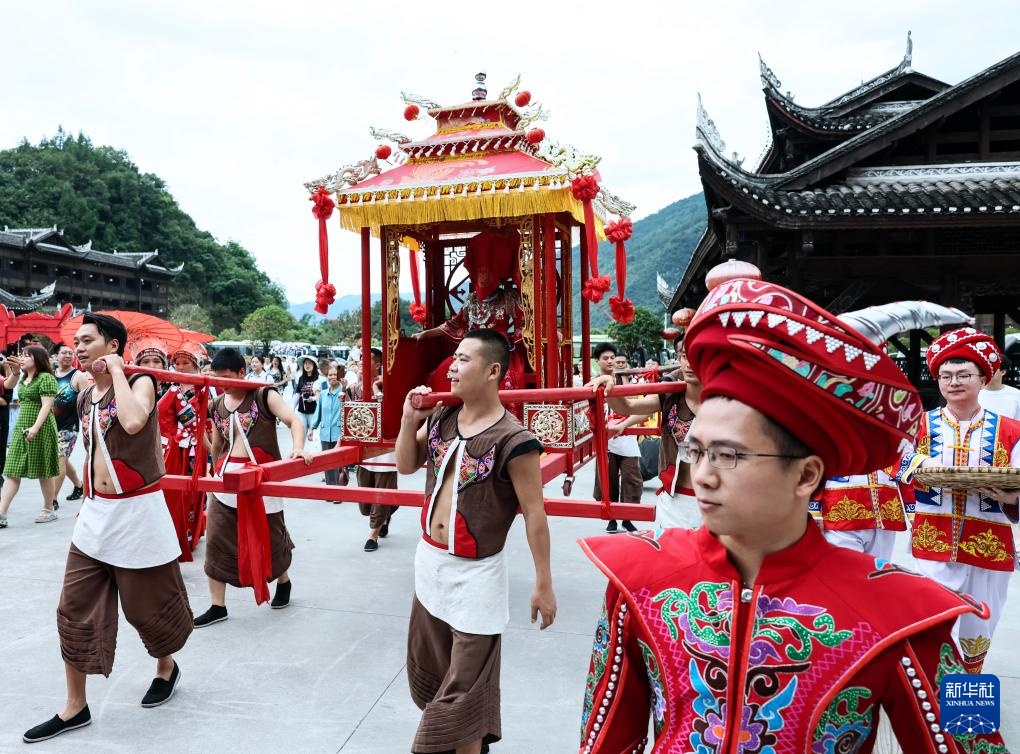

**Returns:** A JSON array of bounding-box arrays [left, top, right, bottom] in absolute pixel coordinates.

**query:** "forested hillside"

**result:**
[[0, 130, 284, 331], [574, 193, 707, 328]]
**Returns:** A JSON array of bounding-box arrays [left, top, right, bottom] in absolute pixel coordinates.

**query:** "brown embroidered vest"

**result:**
[[210, 388, 281, 464], [423, 406, 541, 559], [78, 374, 165, 493], [658, 391, 695, 475]]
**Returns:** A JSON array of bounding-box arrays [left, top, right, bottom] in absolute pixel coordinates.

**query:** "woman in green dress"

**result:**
[[0, 345, 60, 527]]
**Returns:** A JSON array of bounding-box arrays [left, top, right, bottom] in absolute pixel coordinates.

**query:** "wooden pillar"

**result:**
[[542, 215, 558, 388], [379, 229, 389, 390], [360, 227, 372, 400], [579, 222, 591, 383], [993, 310, 1006, 351]]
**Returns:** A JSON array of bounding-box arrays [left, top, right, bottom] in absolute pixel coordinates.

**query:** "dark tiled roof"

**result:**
[[702, 159, 1020, 219], [0, 282, 55, 312], [0, 228, 180, 275]]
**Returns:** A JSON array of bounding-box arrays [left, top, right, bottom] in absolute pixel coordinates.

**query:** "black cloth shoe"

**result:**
[[194, 604, 228, 628], [379, 523, 389, 538], [66, 486, 84, 501], [23, 706, 91, 743], [52, 499, 59, 511], [605, 520, 618, 534], [271, 580, 291, 609], [141, 662, 181, 707], [621, 520, 638, 533], [364, 538, 378, 552]]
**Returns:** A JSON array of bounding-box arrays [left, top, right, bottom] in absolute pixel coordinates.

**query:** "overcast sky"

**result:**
[[3, 1, 1018, 304]]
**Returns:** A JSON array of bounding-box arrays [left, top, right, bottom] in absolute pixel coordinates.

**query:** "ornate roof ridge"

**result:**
[[775, 46, 1020, 189]]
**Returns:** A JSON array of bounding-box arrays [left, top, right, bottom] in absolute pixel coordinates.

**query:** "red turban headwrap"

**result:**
[[464, 229, 521, 301], [685, 278, 922, 477], [925, 327, 1001, 383]]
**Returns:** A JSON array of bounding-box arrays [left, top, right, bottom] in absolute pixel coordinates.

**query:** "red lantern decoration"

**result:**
[[374, 144, 392, 160], [404, 104, 420, 121], [704, 259, 762, 291], [515, 90, 532, 107], [526, 128, 545, 144], [672, 307, 696, 327]]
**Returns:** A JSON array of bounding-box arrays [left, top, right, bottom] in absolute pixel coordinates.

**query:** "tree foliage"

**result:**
[[241, 304, 295, 355], [606, 306, 663, 361], [0, 129, 285, 332], [168, 303, 213, 334]]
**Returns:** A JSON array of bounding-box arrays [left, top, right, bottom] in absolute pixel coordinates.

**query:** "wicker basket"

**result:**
[[913, 466, 1020, 491]]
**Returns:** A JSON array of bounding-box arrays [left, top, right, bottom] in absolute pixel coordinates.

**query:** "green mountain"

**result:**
[[0, 129, 285, 331], [573, 192, 707, 328]]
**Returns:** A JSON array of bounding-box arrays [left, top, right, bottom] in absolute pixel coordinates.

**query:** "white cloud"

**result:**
[[2, 0, 1017, 307]]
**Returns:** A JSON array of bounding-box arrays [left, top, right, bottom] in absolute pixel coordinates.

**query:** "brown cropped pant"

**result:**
[[592, 452, 643, 504], [406, 596, 501, 753], [57, 544, 192, 677], [203, 498, 294, 587], [357, 467, 399, 530]]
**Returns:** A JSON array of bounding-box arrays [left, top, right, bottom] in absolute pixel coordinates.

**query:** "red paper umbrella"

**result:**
[[61, 310, 186, 357], [178, 328, 216, 344]]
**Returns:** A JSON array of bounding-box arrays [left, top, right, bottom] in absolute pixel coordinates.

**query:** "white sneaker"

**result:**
[[35, 509, 58, 524]]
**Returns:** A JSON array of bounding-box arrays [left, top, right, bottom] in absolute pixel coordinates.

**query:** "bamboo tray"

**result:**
[[913, 466, 1020, 491]]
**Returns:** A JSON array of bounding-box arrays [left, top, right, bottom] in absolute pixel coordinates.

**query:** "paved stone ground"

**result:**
[[0, 429, 1016, 753]]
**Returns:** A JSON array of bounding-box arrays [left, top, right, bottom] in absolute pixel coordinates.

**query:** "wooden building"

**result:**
[[672, 36, 1020, 398], [0, 227, 180, 315]]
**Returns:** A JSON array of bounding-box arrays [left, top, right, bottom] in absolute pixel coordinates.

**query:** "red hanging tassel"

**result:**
[[310, 186, 337, 315], [605, 217, 634, 323], [233, 463, 272, 605], [407, 246, 427, 324], [572, 175, 611, 302]]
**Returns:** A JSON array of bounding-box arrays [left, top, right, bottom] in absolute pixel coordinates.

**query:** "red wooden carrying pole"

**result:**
[[361, 227, 373, 400], [579, 223, 591, 383], [97, 363, 279, 392], [409, 381, 686, 409], [543, 214, 558, 387]]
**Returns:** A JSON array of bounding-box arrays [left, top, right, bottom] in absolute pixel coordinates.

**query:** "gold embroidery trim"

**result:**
[[912, 520, 951, 553], [825, 495, 875, 522], [957, 528, 1011, 562]]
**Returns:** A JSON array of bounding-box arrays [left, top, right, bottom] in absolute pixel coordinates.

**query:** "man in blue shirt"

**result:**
[[309, 366, 347, 497]]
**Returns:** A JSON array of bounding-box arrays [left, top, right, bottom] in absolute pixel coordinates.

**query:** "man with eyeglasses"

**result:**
[[576, 278, 1006, 751], [892, 327, 1020, 675]]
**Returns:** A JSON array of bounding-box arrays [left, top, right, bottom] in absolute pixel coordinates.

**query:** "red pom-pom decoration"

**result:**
[[609, 295, 635, 324], [605, 218, 633, 244], [515, 90, 532, 107], [375, 144, 392, 160], [409, 303, 427, 324], [525, 128, 545, 144], [404, 104, 420, 121], [582, 274, 612, 303], [313, 280, 337, 315], [571, 174, 601, 201], [310, 186, 335, 221]]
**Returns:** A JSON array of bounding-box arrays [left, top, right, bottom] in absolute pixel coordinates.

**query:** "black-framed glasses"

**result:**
[[937, 372, 981, 384], [677, 441, 806, 470]]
